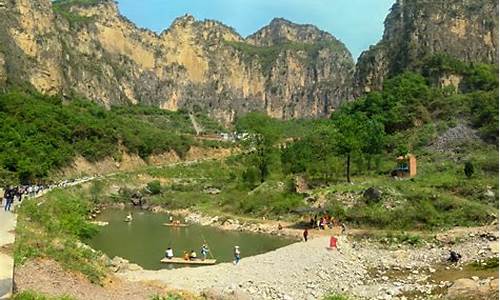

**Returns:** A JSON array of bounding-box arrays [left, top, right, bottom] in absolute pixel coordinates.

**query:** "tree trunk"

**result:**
[[346, 153, 351, 183]]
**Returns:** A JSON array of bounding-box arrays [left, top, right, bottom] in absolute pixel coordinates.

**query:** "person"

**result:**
[[201, 244, 209, 260], [189, 249, 197, 260], [169, 216, 173, 223], [125, 212, 133, 222], [4, 186, 14, 212], [233, 246, 241, 265], [183, 251, 190, 261], [165, 247, 174, 259], [303, 228, 309, 242], [341, 222, 347, 234], [448, 250, 461, 263], [278, 223, 283, 231]]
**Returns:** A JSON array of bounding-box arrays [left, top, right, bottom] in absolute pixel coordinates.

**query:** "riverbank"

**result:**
[[121, 225, 499, 300]]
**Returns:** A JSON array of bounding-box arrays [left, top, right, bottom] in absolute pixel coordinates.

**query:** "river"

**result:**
[[88, 209, 295, 270]]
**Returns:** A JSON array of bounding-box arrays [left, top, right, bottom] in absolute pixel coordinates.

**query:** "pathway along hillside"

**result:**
[[0, 206, 16, 299], [122, 229, 498, 300]]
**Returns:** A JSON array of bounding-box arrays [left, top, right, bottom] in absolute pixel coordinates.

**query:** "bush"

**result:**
[[146, 180, 162, 195], [464, 161, 474, 178]]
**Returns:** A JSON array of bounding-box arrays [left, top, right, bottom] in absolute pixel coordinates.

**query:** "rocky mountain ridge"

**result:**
[[0, 0, 498, 123], [0, 0, 354, 123], [355, 0, 498, 93]]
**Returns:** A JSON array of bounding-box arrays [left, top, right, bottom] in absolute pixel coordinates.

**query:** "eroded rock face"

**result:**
[[0, 0, 354, 123], [355, 0, 499, 94]]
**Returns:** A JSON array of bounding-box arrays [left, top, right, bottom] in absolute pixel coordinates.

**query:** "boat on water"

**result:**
[[162, 223, 189, 227], [124, 213, 133, 222], [160, 257, 217, 265]]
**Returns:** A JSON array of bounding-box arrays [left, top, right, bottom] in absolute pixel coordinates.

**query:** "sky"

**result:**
[[117, 0, 395, 60]]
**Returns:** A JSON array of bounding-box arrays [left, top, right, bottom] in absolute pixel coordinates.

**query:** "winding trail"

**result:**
[[0, 205, 16, 299]]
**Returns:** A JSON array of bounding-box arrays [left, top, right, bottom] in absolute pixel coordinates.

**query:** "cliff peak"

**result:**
[[247, 18, 334, 46]]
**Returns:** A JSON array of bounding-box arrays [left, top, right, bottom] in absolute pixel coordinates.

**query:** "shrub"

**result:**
[[146, 180, 162, 195], [464, 161, 474, 178]]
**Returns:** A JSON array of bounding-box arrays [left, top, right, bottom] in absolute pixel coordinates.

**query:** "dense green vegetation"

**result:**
[[0, 90, 223, 184], [225, 40, 348, 73]]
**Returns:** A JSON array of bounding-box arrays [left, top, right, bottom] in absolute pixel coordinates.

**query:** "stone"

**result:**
[[446, 278, 480, 298], [363, 187, 382, 203]]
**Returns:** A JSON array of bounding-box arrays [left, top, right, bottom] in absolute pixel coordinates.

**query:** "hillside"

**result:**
[[0, 90, 225, 184]]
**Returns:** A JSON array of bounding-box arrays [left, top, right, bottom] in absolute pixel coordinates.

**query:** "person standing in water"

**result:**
[[233, 246, 241, 265]]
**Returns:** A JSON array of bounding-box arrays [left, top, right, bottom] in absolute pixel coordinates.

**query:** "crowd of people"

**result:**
[[308, 214, 347, 234], [1, 184, 48, 211], [1, 176, 96, 212]]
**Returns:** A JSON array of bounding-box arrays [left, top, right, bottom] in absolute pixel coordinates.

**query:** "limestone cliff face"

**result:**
[[355, 0, 499, 93], [0, 0, 354, 122]]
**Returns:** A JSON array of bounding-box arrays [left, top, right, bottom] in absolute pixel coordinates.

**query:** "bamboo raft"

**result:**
[[160, 257, 217, 265], [162, 223, 189, 227]]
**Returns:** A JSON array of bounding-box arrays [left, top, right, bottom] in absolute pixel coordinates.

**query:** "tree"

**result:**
[[330, 113, 365, 183], [236, 113, 281, 183], [362, 118, 386, 170]]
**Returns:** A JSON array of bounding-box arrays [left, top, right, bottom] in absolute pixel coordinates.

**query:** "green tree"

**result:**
[[330, 113, 366, 183], [236, 113, 281, 183]]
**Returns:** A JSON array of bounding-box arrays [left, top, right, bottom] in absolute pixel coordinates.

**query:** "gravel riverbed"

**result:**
[[121, 227, 499, 300]]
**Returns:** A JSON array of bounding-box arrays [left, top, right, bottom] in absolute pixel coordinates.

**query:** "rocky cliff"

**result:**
[[0, 0, 354, 123], [355, 0, 499, 93]]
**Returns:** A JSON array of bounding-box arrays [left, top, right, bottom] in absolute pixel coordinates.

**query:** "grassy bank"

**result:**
[[15, 187, 106, 283]]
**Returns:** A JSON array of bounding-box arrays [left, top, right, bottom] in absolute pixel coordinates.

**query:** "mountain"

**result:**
[[0, 0, 354, 123], [355, 0, 498, 93]]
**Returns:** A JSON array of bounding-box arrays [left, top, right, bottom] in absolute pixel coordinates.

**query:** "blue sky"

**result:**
[[117, 0, 395, 60]]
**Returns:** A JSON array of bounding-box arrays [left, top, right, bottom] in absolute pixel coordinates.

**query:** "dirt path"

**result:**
[[0, 205, 16, 300]]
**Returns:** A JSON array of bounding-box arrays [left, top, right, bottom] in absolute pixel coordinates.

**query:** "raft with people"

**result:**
[[160, 257, 217, 265], [162, 222, 189, 227]]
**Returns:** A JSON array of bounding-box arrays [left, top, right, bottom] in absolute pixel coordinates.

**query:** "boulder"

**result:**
[[446, 278, 479, 298], [363, 187, 382, 203]]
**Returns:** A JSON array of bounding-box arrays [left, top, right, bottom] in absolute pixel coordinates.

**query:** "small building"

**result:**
[[392, 154, 417, 178]]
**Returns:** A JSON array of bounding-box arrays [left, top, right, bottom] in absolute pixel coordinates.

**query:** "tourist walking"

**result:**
[[4, 186, 14, 212], [303, 228, 309, 242], [233, 246, 241, 264]]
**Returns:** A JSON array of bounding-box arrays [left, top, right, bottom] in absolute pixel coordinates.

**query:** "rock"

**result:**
[[446, 278, 479, 298], [484, 189, 495, 199], [489, 241, 499, 254], [204, 187, 221, 195], [363, 187, 382, 203], [490, 278, 499, 290]]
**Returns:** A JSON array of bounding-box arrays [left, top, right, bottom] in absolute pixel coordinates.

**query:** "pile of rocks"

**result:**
[[101, 255, 143, 273]]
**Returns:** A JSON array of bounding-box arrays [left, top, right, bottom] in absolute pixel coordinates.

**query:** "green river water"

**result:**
[[88, 209, 295, 270]]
